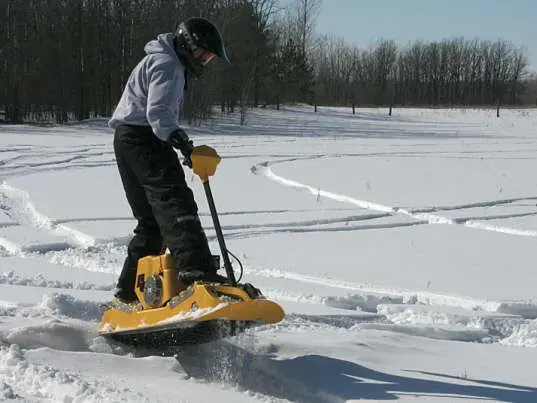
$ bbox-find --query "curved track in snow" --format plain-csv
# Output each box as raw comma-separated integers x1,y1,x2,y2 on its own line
252,158,537,238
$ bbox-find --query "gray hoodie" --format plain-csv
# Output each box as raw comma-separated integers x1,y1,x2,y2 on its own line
108,33,185,141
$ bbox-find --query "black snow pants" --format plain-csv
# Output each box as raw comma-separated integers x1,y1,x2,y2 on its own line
113,124,214,300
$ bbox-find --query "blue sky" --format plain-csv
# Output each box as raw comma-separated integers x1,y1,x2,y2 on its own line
314,0,536,71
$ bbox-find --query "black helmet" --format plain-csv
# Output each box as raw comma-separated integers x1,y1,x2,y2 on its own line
174,17,230,77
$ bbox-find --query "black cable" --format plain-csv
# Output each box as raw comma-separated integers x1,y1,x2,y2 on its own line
226,249,244,283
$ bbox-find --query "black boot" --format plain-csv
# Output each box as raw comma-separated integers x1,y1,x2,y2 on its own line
177,269,230,286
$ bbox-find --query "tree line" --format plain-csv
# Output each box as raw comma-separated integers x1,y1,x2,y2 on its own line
315,35,534,107
1,0,535,124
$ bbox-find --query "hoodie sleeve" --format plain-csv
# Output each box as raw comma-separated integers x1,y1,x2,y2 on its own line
145,56,185,141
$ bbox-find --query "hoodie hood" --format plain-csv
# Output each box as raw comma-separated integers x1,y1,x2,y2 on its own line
144,33,178,58
109,32,187,141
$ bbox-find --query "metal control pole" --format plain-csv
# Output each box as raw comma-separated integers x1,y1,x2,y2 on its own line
203,180,237,285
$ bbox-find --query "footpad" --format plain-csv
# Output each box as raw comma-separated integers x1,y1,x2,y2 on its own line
241,283,264,299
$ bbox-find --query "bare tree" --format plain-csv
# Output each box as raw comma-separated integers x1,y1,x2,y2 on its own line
279,0,321,55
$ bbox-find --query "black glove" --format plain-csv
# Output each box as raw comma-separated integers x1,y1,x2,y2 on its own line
168,128,194,167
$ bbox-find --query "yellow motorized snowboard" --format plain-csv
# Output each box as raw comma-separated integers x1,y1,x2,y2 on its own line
99,145,285,346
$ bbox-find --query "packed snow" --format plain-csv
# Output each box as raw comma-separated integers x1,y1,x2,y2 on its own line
1,105,537,402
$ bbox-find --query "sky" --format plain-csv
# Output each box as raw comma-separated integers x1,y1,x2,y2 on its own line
314,0,537,72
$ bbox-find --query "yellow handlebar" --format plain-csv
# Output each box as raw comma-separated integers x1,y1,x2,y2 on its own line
190,145,221,183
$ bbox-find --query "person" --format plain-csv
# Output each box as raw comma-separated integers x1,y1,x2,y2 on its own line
108,17,231,302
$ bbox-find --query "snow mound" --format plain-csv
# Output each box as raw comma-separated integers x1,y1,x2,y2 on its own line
359,322,490,342
0,270,114,291
325,292,404,312
0,235,20,255
497,301,537,320
0,300,18,317
4,320,96,352
46,242,125,275
35,293,105,321
0,344,150,402
500,320,537,348
376,304,534,343
0,295,117,353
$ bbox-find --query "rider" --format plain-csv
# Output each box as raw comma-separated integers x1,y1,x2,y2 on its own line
108,17,231,302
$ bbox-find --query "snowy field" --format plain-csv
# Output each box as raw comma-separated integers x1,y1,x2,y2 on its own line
1,105,537,402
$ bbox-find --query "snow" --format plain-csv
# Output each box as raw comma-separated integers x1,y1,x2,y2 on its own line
158,302,230,324
1,105,537,401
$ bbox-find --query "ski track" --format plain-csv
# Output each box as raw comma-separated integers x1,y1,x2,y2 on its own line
252,267,537,318
0,270,114,291
252,159,537,238
0,143,115,179
0,182,96,249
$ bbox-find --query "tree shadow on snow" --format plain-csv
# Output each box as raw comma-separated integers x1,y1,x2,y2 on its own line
135,339,537,403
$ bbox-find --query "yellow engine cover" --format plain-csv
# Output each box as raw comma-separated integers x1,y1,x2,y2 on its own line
134,253,180,309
